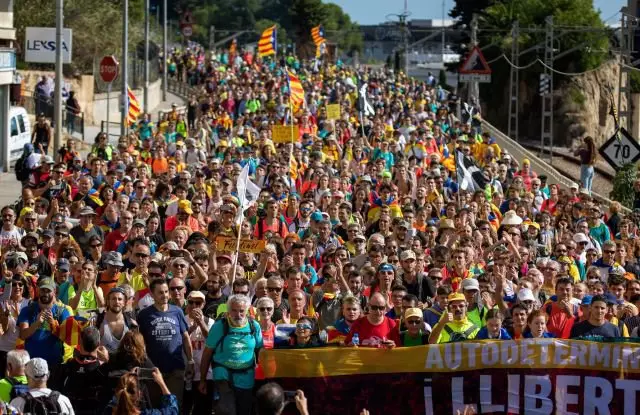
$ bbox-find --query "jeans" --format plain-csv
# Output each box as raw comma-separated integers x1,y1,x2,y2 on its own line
580,164,594,194
214,380,253,415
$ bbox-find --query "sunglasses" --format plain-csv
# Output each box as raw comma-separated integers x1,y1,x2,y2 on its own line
258,307,273,312
135,252,150,258
267,287,282,292
11,282,23,287
55,232,68,237
91,244,102,248
235,291,249,296
170,286,185,291
370,305,386,311
296,324,312,330
188,300,203,305
406,319,422,325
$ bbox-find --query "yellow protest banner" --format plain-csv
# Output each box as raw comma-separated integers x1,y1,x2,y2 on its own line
272,125,299,144
326,104,341,120
216,236,266,253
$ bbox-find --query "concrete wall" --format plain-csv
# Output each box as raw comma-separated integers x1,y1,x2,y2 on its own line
92,79,161,126
20,70,94,121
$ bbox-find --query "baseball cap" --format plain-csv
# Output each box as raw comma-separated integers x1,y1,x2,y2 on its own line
573,233,589,243
42,229,54,239
604,292,623,305
37,278,56,291
104,251,124,267
448,292,466,303
216,254,233,263
56,258,70,272
570,183,579,190
461,278,480,292
6,251,28,264
178,200,193,214
25,358,49,379
517,288,536,302
311,211,324,222
396,220,410,229
132,219,146,227
188,290,206,301
581,295,593,306
400,250,416,261
404,307,423,321
377,263,394,273
79,206,96,216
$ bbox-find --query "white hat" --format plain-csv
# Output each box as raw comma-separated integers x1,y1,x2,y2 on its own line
570,183,579,190
461,278,480,291
517,288,536,302
573,233,589,243
501,210,523,226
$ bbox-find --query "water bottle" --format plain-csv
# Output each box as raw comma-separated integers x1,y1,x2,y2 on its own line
352,333,360,346
185,379,192,391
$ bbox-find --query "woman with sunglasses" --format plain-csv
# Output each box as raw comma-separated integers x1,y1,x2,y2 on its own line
286,316,324,349
0,275,30,376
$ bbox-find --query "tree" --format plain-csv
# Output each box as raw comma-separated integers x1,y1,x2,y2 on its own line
289,0,328,57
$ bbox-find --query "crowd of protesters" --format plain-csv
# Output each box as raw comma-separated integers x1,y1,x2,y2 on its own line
0,42,636,415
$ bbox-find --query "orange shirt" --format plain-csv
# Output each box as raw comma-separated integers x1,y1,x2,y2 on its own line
152,158,168,175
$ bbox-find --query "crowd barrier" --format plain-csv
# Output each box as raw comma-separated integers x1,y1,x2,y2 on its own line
261,339,640,415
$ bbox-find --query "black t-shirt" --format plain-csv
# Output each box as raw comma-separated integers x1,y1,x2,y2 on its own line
570,320,621,339
401,272,435,303
204,294,227,319
70,224,104,254
28,255,52,278
52,353,105,412
271,299,290,324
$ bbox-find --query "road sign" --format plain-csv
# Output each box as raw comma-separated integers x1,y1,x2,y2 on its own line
182,25,193,38
460,73,491,83
459,46,491,75
539,74,551,95
598,127,640,169
99,55,119,83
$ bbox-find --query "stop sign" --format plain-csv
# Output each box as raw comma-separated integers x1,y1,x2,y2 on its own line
100,55,119,83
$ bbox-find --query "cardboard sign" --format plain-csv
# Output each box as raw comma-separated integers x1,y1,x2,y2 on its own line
326,104,341,120
272,125,299,143
216,236,266,253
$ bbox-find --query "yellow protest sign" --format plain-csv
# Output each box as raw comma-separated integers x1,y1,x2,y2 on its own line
326,104,341,120
216,236,266,253
272,125,299,144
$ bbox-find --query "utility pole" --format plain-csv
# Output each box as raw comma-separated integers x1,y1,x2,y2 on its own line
468,14,478,104
441,0,446,62
143,0,149,114
619,8,633,132
121,0,128,136
508,20,519,142
209,25,215,51
54,0,63,154
162,0,168,101
540,15,554,164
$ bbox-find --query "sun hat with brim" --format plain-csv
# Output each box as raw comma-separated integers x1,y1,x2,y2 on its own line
404,307,423,321
188,290,206,301
21,232,40,244
438,219,455,230
501,210,523,226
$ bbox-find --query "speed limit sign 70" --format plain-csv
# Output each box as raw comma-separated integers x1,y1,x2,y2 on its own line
599,127,640,169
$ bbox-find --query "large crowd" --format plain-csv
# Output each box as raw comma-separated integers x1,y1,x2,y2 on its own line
0,42,634,415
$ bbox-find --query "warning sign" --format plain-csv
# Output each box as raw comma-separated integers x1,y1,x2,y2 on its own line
459,46,492,75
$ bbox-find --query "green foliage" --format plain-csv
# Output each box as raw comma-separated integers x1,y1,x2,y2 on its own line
568,86,586,108
15,0,147,75
630,71,640,94
611,163,638,209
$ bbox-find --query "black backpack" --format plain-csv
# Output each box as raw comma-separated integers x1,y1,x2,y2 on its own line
15,153,29,182
214,317,259,353
22,391,63,414
444,324,478,343
6,376,29,400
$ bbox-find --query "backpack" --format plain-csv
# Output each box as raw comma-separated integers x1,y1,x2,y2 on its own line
6,376,29,400
257,218,286,240
214,317,259,353
22,391,62,415
444,324,478,342
15,153,30,182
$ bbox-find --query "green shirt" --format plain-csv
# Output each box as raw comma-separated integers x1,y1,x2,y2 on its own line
401,331,428,347
0,375,27,402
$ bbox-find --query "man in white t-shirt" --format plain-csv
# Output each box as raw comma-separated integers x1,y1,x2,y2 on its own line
0,206,25,249
9,357,75,414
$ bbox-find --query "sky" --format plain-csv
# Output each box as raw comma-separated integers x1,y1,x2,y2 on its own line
330,0,627,26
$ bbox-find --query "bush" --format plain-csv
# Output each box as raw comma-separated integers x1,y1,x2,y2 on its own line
610,162,637,209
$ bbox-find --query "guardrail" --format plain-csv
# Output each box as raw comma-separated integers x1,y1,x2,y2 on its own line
22,91,86,142
167,79,197,99
481,119,628,213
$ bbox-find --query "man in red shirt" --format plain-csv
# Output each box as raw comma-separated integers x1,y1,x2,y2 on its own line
165,200,200,233
103,211,133,252
544,276,581,338
345,292,397,348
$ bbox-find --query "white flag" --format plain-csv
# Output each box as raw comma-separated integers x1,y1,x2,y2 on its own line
235,164,261,224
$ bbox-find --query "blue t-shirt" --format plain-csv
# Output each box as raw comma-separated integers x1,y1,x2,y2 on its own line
137,304,189,373
205,319,263,389
17,302,71,365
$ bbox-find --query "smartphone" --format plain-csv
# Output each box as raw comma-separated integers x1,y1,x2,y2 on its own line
169,249,184,258
283,390,297,401
137,368,155,380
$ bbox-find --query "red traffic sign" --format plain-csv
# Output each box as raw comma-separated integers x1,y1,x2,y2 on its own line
99,55,119,83
459,46,491,75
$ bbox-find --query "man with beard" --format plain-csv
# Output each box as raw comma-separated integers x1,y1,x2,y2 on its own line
70,206,104,254
0,206,25,250
17,278,72,367
200,294,263,415
429,292,479,343
96,287,138,353
22,232,52,278
203,271,227,319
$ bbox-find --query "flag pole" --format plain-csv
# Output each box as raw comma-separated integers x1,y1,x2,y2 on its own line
231,221,242,283
454,146,461,207
359,111,366,139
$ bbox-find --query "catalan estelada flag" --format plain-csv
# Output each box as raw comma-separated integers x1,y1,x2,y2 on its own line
311,25,325,46
58,315,89,348
258,25,277,57
287,70,305,114
127,86,141,125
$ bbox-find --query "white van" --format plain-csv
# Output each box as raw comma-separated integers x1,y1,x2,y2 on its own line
9,106,31,161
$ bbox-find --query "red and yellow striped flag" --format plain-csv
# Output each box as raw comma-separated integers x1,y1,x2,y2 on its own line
287,70,305,114
127,86,141,125
58,315,89,348
258,25,277,57
229,38,237,62
311,25,325,46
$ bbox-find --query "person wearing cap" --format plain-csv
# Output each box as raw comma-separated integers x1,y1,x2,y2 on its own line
398,249,435,304
570,294,622,339
22,231,52,278
183,289,215,414
398,307,431,347
429,292,480,344
461,277,493,329
97,252,125,294
9,357,75,414
17,277,72,366
165,200,200,234
70,206,104,254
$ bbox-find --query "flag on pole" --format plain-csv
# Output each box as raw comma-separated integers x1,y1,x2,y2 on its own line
287,70,305,114
456,150,488,192
127,86,141,125
357,79,375,117
235,164,261,224
311,25,325,46
258,25,277,57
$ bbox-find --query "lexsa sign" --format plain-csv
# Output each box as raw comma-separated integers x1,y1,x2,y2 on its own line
25,27,73,64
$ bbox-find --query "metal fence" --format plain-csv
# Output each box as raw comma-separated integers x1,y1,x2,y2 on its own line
22,90,85,142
